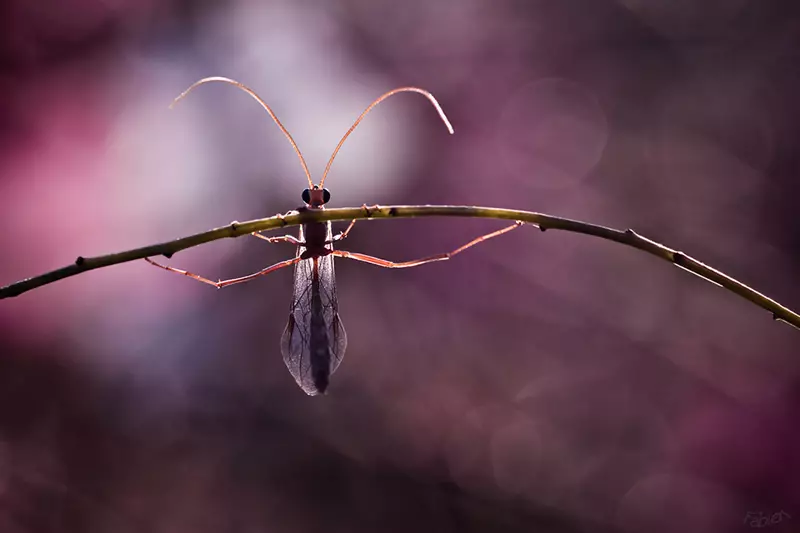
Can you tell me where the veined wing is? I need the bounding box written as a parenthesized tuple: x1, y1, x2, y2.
(280, 223, 347, 395)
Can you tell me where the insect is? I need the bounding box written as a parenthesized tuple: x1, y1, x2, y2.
(145, 77, 522, 395)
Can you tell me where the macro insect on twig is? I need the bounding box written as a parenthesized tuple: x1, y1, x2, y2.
(144, 77, 523, 395)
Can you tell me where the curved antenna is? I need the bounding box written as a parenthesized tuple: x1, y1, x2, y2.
(171, 76, 314, 189)
(319, 87, 454, 187)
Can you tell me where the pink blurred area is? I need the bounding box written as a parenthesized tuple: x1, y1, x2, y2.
(0, 0, 799, 532)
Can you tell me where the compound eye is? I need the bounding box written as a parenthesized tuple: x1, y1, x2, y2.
(301, 189, 311, 204)
(322, 188, 331, 204)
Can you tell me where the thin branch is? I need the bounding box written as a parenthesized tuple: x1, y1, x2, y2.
(1, 205, 798, 330)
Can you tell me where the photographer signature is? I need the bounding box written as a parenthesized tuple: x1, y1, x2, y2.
(743, 510, 791, 528)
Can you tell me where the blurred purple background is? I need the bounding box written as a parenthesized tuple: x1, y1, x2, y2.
(1, 1, 799, 531)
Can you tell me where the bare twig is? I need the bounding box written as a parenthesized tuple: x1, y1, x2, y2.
(1, 205, 798, 330)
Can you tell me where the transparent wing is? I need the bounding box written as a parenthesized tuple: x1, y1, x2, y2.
(280, 223, 347, 395)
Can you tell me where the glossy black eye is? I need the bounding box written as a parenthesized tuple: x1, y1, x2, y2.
(322, 188, 331, 204)
(301, 189, 311, 204)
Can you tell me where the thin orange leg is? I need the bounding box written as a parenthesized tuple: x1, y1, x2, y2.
(144, 256, 301, 288)
(252, 221, 356, 245)
(329, 204, 378, 243)
(331, 218, 357, 243)
(251, 233, 303, 245)
(331, 221, 523, 268)
(248, 211, 305, 245)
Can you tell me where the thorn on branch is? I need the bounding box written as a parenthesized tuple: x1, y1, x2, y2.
(774, 315, 800, 330)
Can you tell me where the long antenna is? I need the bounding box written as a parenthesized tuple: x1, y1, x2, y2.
(318, 87, 454, 188)
(171, 77, 314, 189)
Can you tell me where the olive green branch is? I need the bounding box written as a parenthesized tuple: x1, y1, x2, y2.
(1, 205, 797, 330)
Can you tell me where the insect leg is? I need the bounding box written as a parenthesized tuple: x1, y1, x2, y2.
(331, 219, 357, 242)
(251, 233, 303, 245)
(329, 204, 379, 243)
(216, 257, 301, 288)
(331, 221, 523, 268)
(249, 212, 304, 245)
(145, 256, 301, 288)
